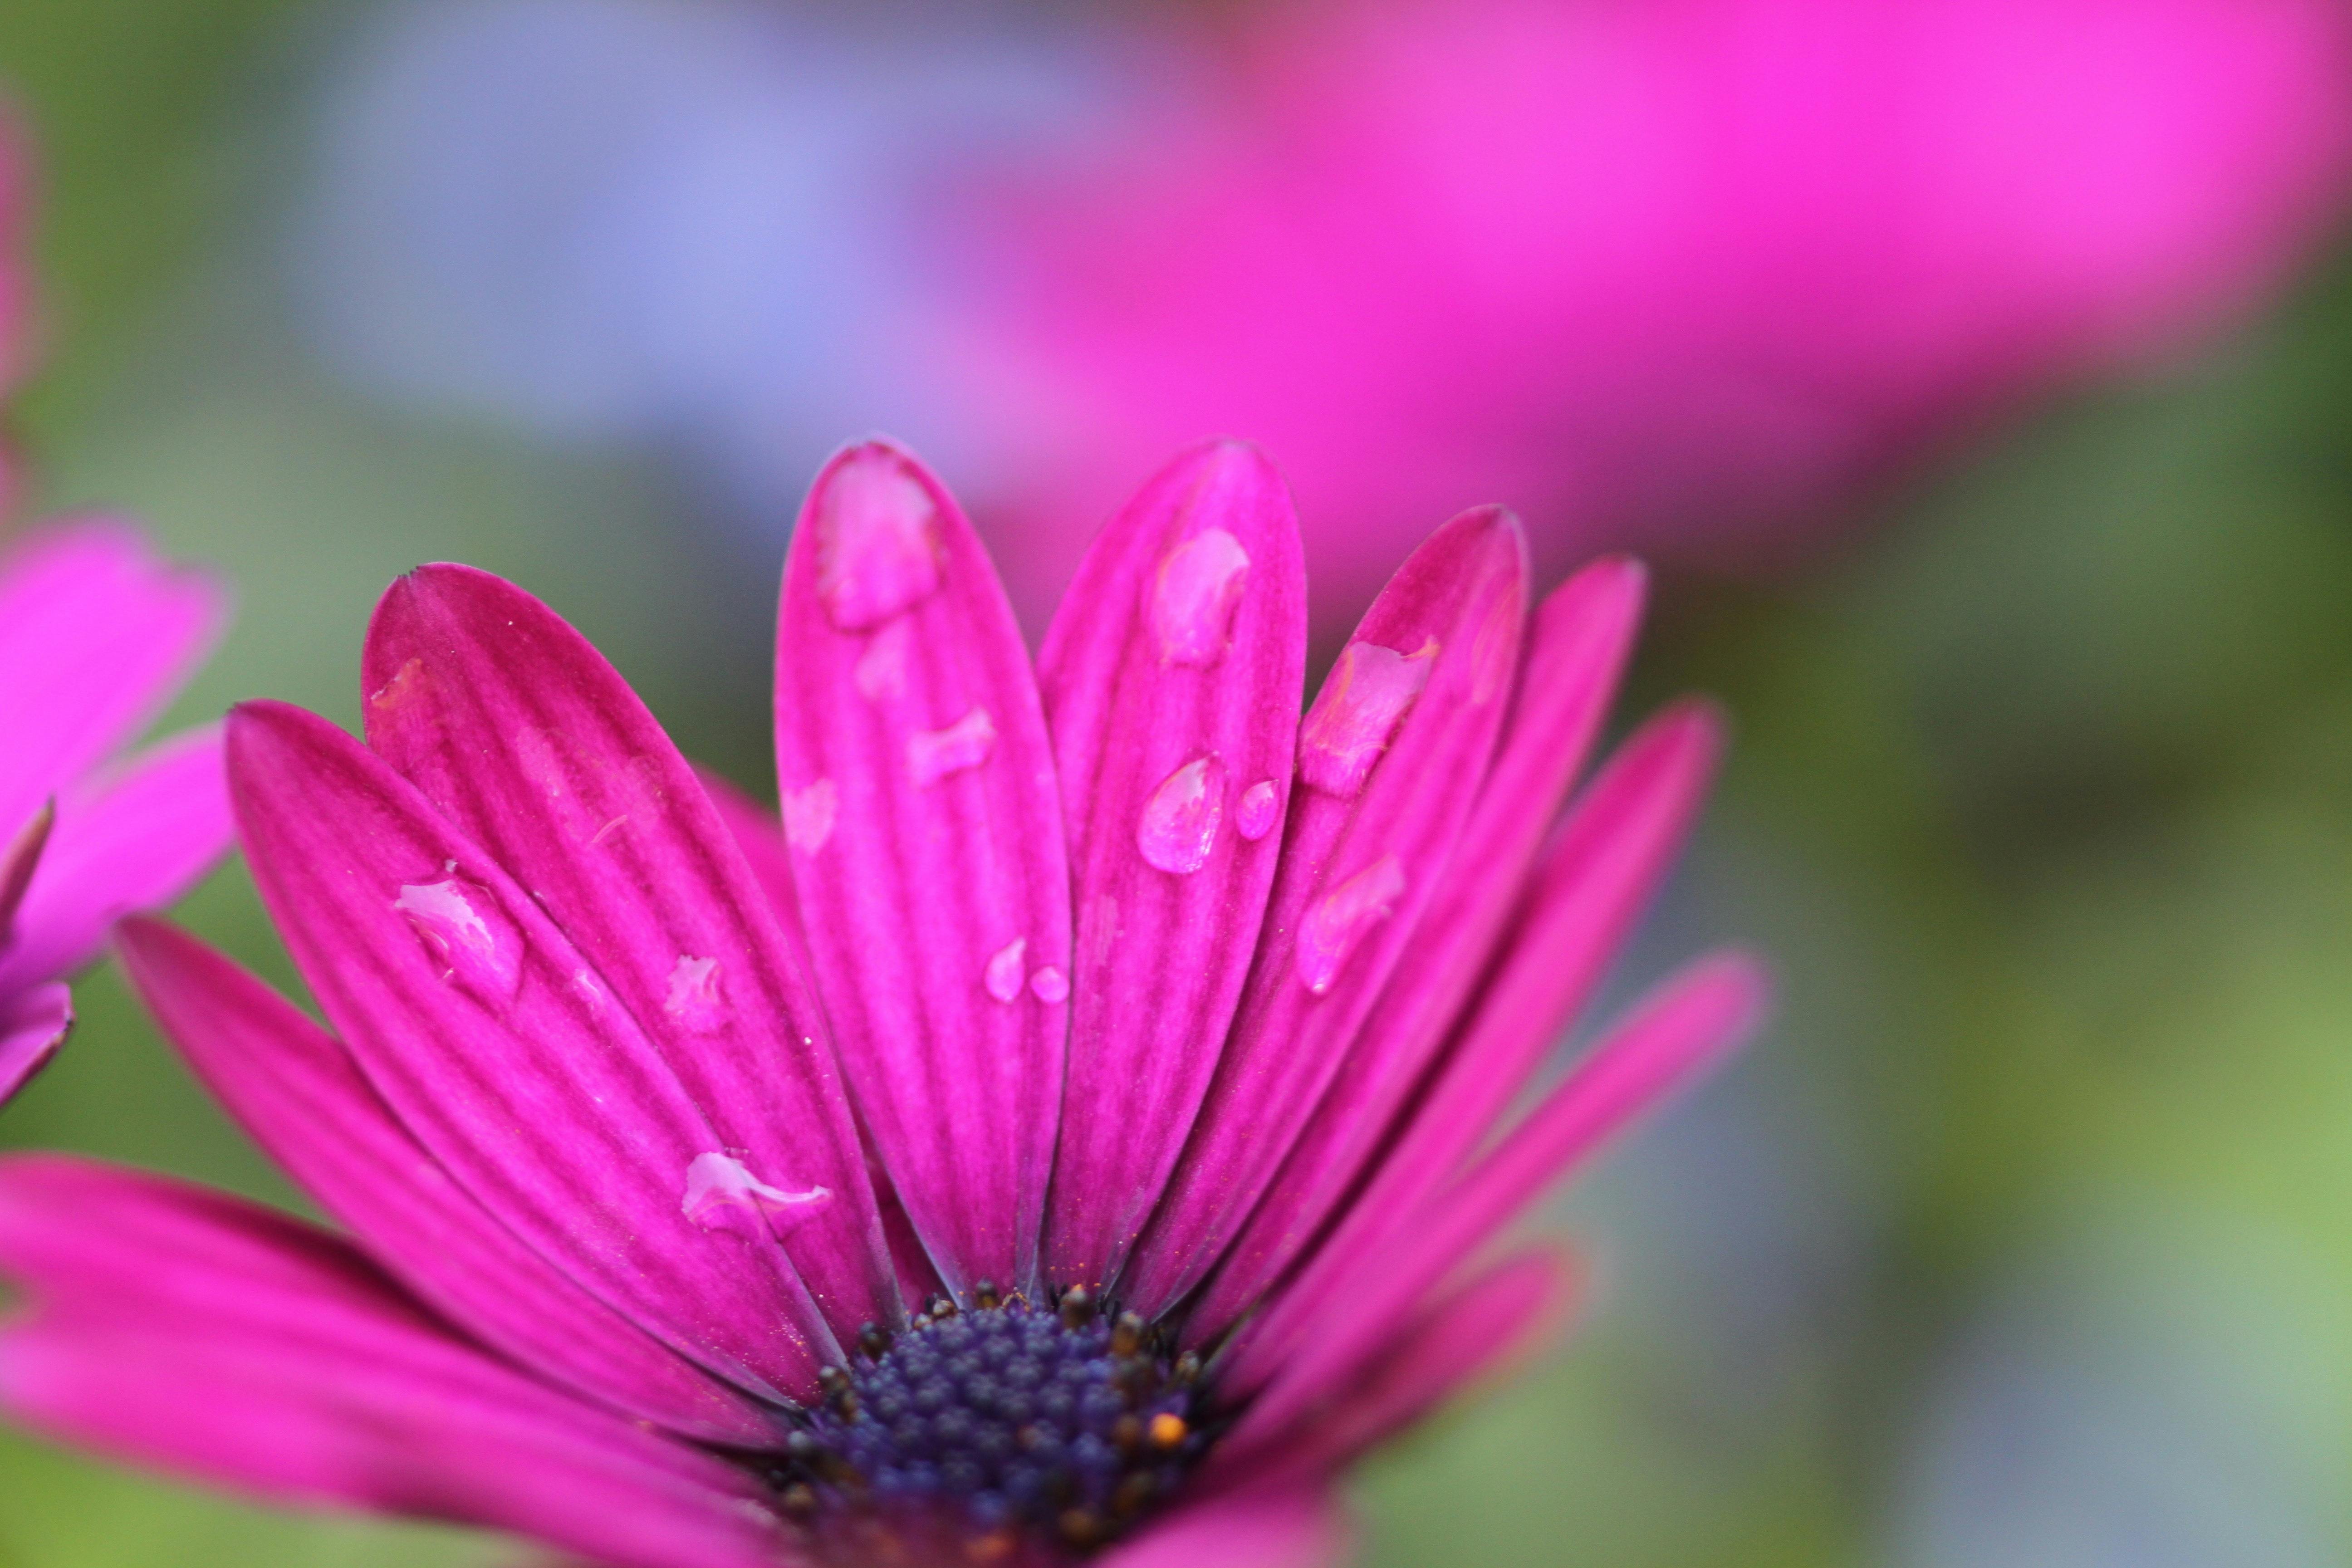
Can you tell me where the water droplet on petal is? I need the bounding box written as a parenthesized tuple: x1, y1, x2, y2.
(814, 450, 943, 632)
(395, 874, 526, 1005)
(985, 938, 1027, 1002)
(1235, 779, 1282, 842)
(854, 617, 912, 702)
(571, 968, 611, 1015)
(1148, 528, 1251, 667)
(1029, 965, 1069, 1003)
(1298, 639, 1438, 798)
(908, 707, 997, 786)
(664, 955, 726, 1033)
(783, 779, 838, 853)
(682, 1152, 833, 1240)
(369, 656, 429, 715)
(1296, 855, 1407, 995)
(1137, 755, 1228, 874)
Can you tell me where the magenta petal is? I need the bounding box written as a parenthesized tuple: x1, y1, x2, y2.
(1097, 1486, 1348, 1568)
(1217, 1249, 1577, 1487)
(1225, 954, 1768, 1444)
(1123, 506, 1527, 1316)
(114, 916, 773, 1445)
(0, 799, 54, 939)
(0, 521, 225, 841)
(1190, 557, 1645, 1333)
(0, 1158, 783, 1568)
(774, 440, 1071, 1300)
(0, 726, 231, 994)
(362, 565, 896, 1340)
(1223, 698, 1725, 1380)
(696, 767, 813, 951)
(1034, 442, 1307, 1289)
(0, 981, 69, 1107)
(229, 700, 836, 1400)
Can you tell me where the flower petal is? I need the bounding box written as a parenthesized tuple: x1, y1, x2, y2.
(1221, 698, 1724, 1379)
(1224, 954, 1767, 1446)
(1097, 1485, 1348, 1568)
(0, 1157, 784, 1568)
(0, 521, 225, 841)
(229, 699, 835, 1401)
(1034, 442, 1307, 1289)
(773, 440, 1070, 1300)
(0, 726, 231, 995)
(115, 916, 773, 1445)
(361, 564, 896, 1341)
(0, 981, 69, 1107)
(1123, 506, 1527, 1316)
(1189, 557, 1644, 1334)
(1212, 1249, 1578, 1486)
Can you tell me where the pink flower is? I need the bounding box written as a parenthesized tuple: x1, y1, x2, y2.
(0, 440, 1765, 1567)
(952, 0, 2352, 630)
(0, 522, 231, 1109)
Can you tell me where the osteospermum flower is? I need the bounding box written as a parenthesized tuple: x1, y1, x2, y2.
(0, 522, 230, 1108)
(0, 440, 1765, 1567)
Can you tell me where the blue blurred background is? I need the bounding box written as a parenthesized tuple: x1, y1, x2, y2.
(7, 2, 2352, 1565)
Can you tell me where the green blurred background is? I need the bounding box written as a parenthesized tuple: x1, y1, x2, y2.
(7, 3, 2352, 1566)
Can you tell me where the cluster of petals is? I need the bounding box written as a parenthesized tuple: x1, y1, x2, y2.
(0, 125, 233, 1110)
(956, 0, 2352, 627)
(0, 439, 1765, 1567)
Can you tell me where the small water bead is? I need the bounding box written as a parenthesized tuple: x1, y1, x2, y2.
(1029, 967, 1069, 1004)
(394, 871, 525, 1005)
(664, 955, 726, 1033)
(1147, 528, 1251, 668)
(1297, 639, 1437, 799)
(784, 779, 839, 853)
(681, 1152, 832, 1240)
(814, 450, 945, 632)
(853, 618, 912, 702)
(1295, 854, 1406, 995)
(908, 708, 998, 787)
(985, 939, 1028, 1003)
(1234, 780, 1281, 843)
(1135, 756, 1227, 875)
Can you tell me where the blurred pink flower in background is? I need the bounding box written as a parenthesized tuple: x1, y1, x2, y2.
(0, 126, 235, 1111)
(0, 525, 231, 1108)
(951, 0, 2352, 629)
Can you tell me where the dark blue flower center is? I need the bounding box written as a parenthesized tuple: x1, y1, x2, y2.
(771, 1287, 1206, 1562)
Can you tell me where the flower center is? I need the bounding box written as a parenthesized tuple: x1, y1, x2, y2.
(771, 1286, 1206, 1563)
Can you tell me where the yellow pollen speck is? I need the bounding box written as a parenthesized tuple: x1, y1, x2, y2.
(1148, 1413, 1188, 1448)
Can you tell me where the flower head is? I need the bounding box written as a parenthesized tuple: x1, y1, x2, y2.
(955, 0, 2352, 630)
(0, 522, 231, 1109)
(0, 440, 1764, 1566)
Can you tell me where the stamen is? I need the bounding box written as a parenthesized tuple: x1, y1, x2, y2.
(772, 1294, 1207, 1560)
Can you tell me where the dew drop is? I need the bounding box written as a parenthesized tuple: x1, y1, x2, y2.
(664, 955, 726, 1033)
(813, 450, 944, 632)
(853, 617, 912, 702)
(1148, 528, 1251, 667)
(1298, 639, 1438, 798)
(395, 873, 525, 1005)
(783, 779, 838, 853)
(1029, 965, 1069, 1004)
(1235, 779, 1282, 842)
(682, 1152, 833, 1240)
(1136, 755, 1228, 875)
(985, 937, 1028, 1003)
(907, 707, 997, 786)
(368, 656, 429, 715)
(1296, 855, 1407, 995)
